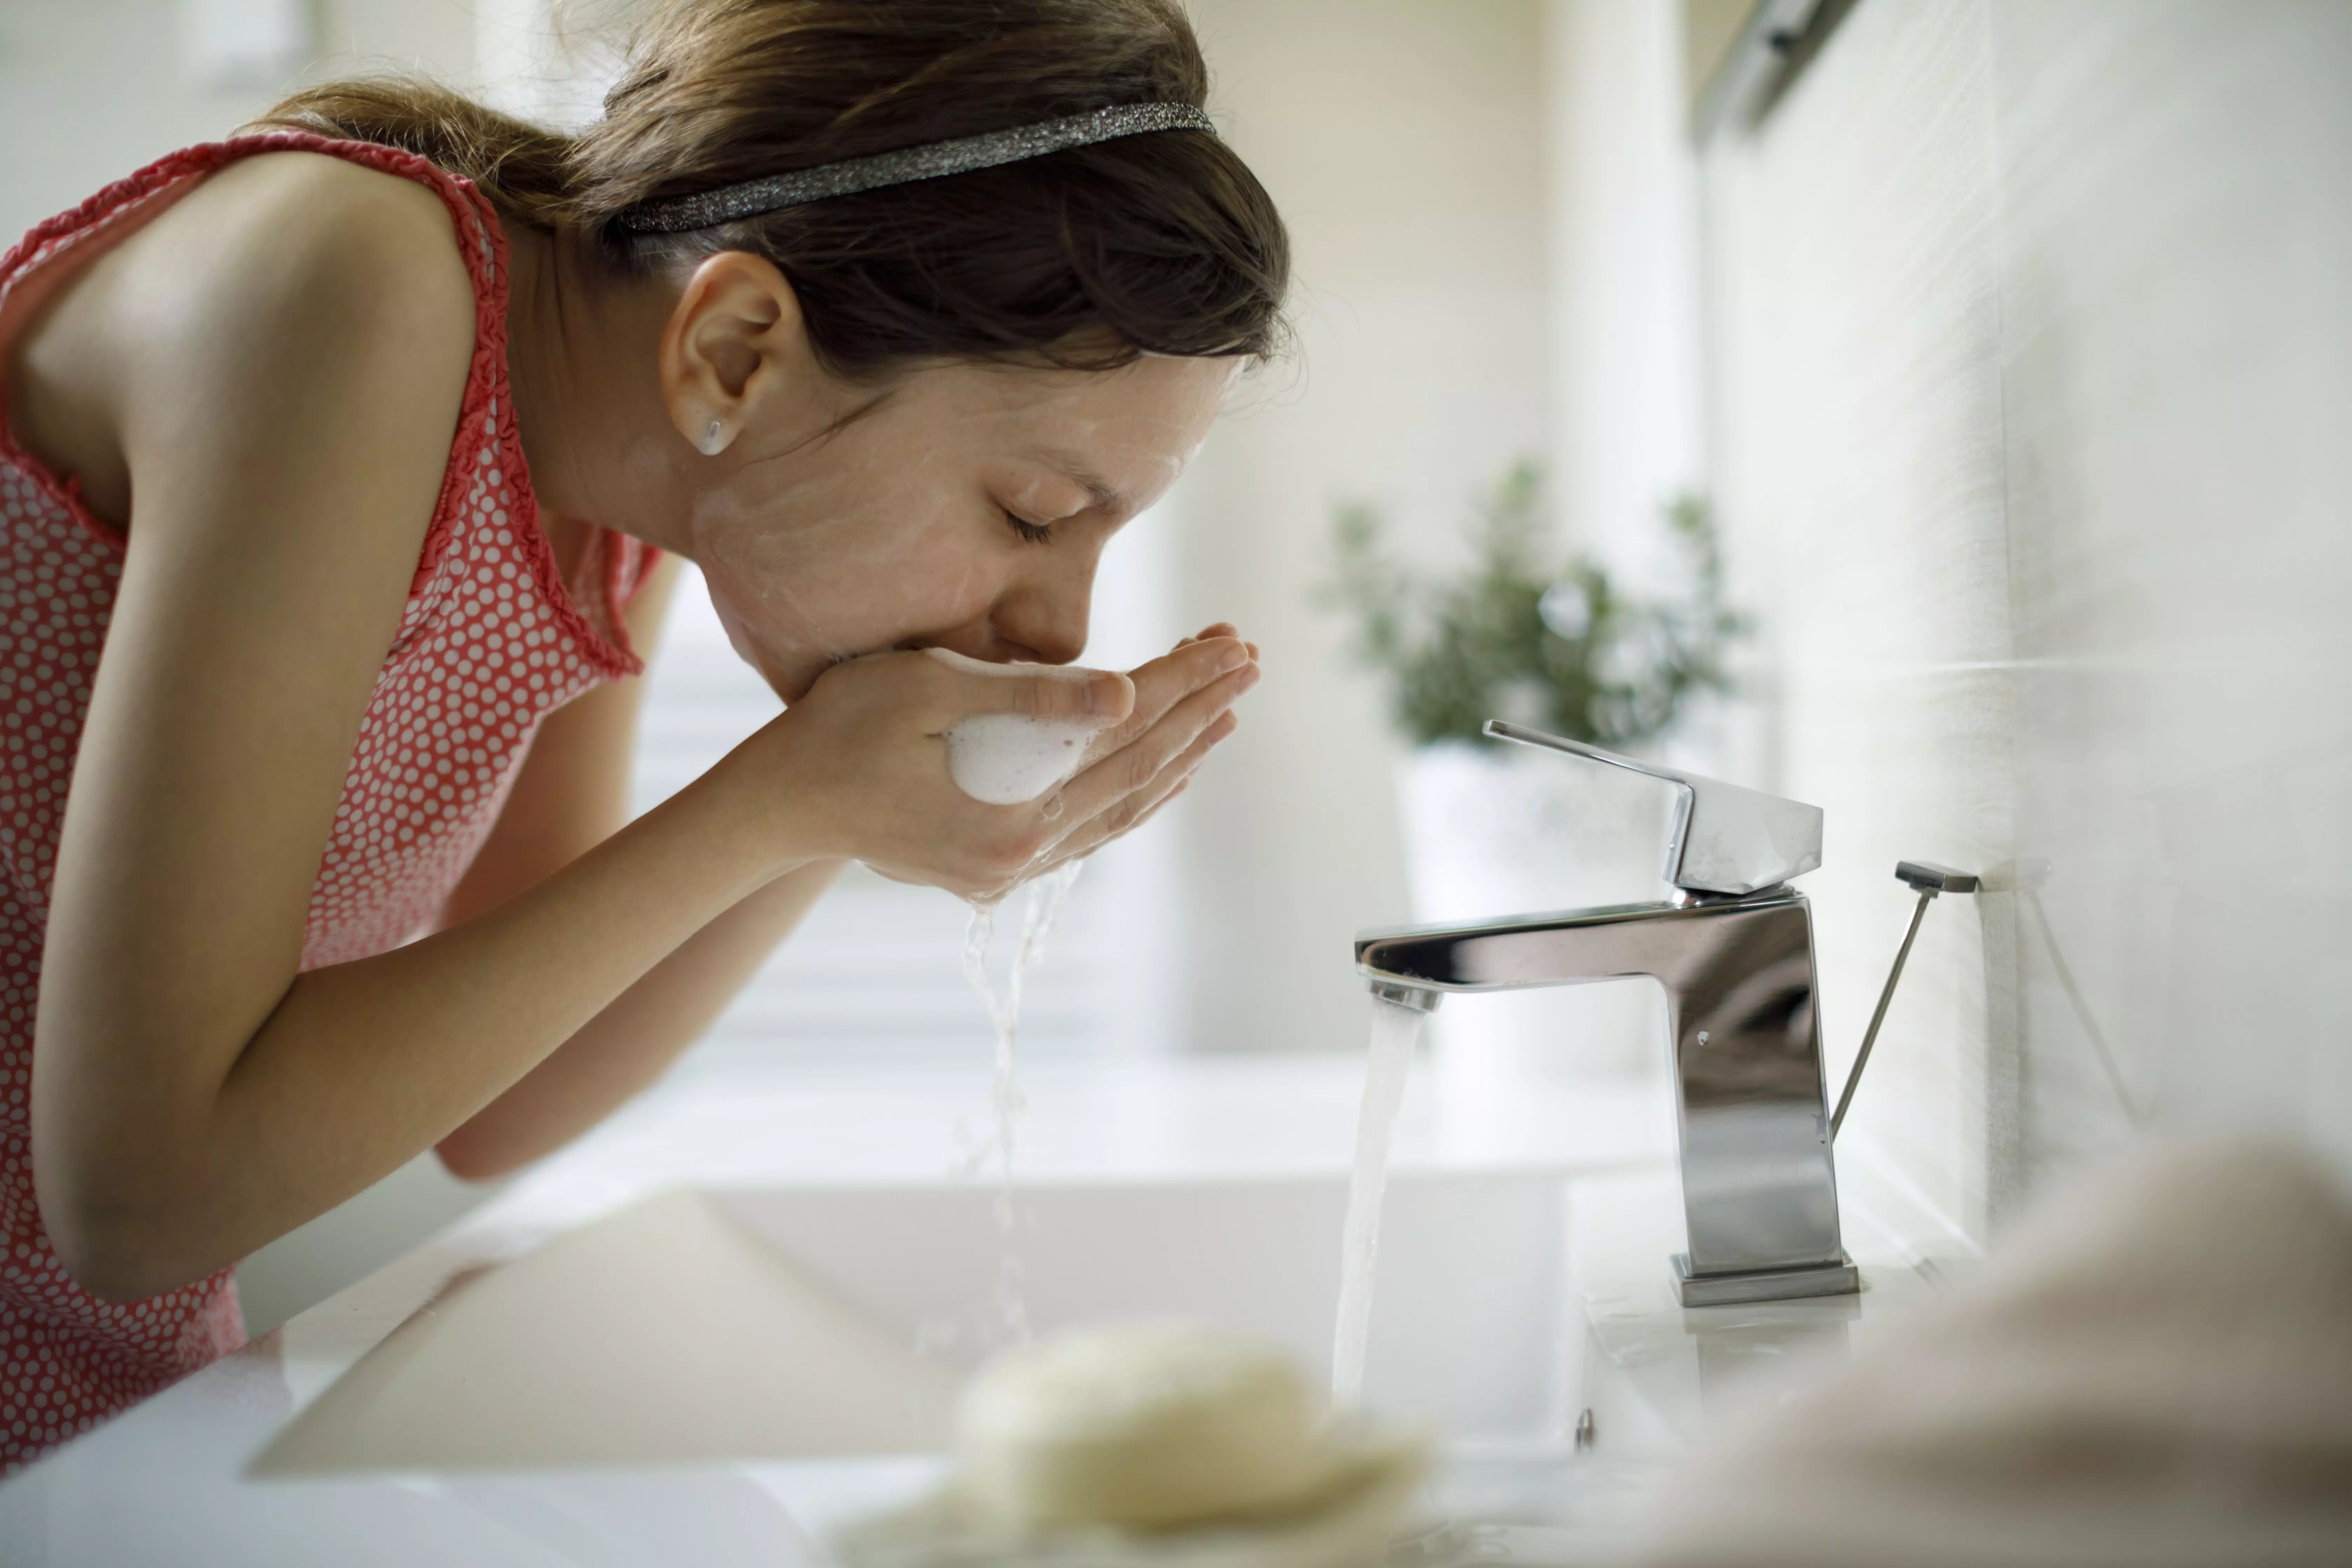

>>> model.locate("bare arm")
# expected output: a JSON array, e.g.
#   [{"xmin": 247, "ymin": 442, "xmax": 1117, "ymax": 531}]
[
  {"xmin": 438, "ymin": 870, "xmax": 845, "ymax": 1177},
  {"xmin": 432, "ymin": 557, "xmax": 847, "ymax": 1179}
]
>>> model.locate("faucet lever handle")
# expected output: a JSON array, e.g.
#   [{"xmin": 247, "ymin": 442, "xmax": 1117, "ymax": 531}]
[{"xmin": 1485, "ymin": 721, "xmax": 1825, "ymax": 896}]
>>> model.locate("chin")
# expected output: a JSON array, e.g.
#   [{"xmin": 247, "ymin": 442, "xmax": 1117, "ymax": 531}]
[
  {"xmin": 707, "ymin": 602, "xmax": 835, "ymax": 706},
  {"xmin": 774, "ymin": 646, "xmax": 893, "ymax": 706},
  {"xmin": 766, "ymin": 660, "xmax": 825, "ymax": 707}
]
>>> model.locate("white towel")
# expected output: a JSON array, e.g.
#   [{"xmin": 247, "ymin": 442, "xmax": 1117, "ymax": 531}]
[{"xmin": 1638, "ymin": 1137, "xmax": 2352, "ymax": 1568}]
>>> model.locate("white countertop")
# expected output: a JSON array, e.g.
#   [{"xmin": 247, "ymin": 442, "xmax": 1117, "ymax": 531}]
[{"xmin": 0, "ymin": 1055, "xmax": 1689, "ymax": 1567}]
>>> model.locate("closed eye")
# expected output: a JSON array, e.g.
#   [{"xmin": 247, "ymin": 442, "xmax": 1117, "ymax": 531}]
[{"xmin": 1004, "ymin": 508, "xmax": 1054, "ymax": 545}]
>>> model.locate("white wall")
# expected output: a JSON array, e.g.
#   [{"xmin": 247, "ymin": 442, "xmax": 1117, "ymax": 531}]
[
  {"xmin": 0, "ymin": 0, "xmax": 481, "ymax": 240},
  {"xmin": 1170, "ymin": 0, "xmax": 1553, "ymax": 1053},
  {"xmin": 1542, "ymin": 0, "xmax": 1706, "ymax": 593},
  {"xmin": 1988, "ymin": 1, "xmax": 2352, "ymax": 1191},
  {"xmin": 1691, "ymin": 0, "xmax": 2352, "ymax": 1239},
  {"xmin": 1700, "ymin": 0, "xmax": 2022, "ymax": 1239}
]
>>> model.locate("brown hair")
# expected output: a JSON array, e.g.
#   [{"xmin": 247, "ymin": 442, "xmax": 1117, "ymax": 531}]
[{"xmin": 255, "ymin": 0, "xmax": 1287, "ymax": 376}]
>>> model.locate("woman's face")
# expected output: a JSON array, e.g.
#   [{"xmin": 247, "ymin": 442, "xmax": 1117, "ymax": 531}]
[{"xmin": 685, "ymin": 351, "xmax": 1239, "ymax": 702}]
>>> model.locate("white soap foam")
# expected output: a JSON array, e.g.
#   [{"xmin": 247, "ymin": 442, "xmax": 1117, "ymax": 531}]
[
  {"xmin": 1330, "ymin": 997, "xmax": 1427, "ymax": 1408},
  {"xmin": 925, "ymin": 648, "xmax": 1114, "ymax": 805}
]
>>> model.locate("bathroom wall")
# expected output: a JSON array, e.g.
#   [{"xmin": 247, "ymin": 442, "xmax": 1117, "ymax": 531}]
[
  {"xmin": 0, "ymin": 0, "xmax": 479, "ymax": 240},
  {"xmin": 1542, "ymin": 0, "xmax": 1705, "ymax": 597},
  {"xmin": 1168, "ymin": 0, "xmax": 1554, "ymax": 1053},
  {"xmin": 1697, "ymin": 0, "xmax": 2022, "ymax": 1241},
  {"xmin": 1691, "ymin": 0, "xmax": 2352, "ymax": 1238}
]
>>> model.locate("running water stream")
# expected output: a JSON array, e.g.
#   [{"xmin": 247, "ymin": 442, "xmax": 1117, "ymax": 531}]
[
  {"xmin": 1330, "ymin": 995, "xmax": 1428, "ymax": 1407},
  {"xmin": 960, "ymin": 858, "xmax": 1085, "ymax": 1342}
]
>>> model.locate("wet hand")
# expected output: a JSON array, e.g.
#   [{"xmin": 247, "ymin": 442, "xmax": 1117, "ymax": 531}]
[
  {"xmin": 730, "ymin": 628, "xmax": 1255, "ymax": 901},
  {"xmin": 1026, "ymin": 624, "xmax": 1259, "ymax": 875},
  {"xmin": 733, "ymin": 648, "xmax": 1133, "ymax": 901}
]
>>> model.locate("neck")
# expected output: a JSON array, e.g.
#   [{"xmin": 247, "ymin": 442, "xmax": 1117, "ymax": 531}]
[{"xmin": 501, "ymin": 223, "xmax": 692, "ymax": 554}]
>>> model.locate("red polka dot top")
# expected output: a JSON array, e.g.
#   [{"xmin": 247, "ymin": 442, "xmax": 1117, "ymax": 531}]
[{"xmin": 0, "ymin": 133, "xmax": 659, "ymax": 1472}]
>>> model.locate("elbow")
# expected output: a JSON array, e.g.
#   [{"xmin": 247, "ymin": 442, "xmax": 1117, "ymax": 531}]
[
  {"xmin": 44, "ymin": 1199, "xmax": 202, "ymax": 1306},
  {"xmin": 35, "ymin": 1147, "xmax": 221, "ymax": 1305},
  {"xmin": 434, "ymin": 1127, "xmax": 526, "ymax": 1184}
]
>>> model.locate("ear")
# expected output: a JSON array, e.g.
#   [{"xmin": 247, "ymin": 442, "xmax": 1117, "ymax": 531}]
[{"xmin": 656, "ymin": 251, "xmax": 821, "ymax": 457}]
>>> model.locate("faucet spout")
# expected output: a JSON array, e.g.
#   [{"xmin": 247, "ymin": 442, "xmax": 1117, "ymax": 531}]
[
  {"xmin": 1357, "ymin": 888, "xmax": 1857, "ymax": 1304},
  {"xmin": 1366, "ymin": 978, "xmax": 1443, "ymax": 1014}
]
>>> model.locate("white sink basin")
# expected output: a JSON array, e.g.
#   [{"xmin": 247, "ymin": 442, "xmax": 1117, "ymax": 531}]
[
  {"xmin": 729, "ymin": 1172, "xmax": 1577, "ymax": 1435},
  {"xmin": 258, "ymin": 1170, "xmax": 1580, "ymax": 1476}
]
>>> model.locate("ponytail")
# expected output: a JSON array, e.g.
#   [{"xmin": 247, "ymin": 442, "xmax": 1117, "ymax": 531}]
[{"xmin": 253, "ymin": 78, "xmax": 579, "ymax": 234}]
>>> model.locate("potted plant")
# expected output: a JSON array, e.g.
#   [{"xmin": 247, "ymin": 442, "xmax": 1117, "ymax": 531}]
[{"xmin": 1322, "ymin": 464, "xmax": 1745, "ymax": 1084}]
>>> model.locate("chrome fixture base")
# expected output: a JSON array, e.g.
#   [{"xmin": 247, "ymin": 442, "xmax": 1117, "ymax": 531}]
[{"xmin": 1671, "ymin": 1250, "xmax": 1858, "ymax": 1308}]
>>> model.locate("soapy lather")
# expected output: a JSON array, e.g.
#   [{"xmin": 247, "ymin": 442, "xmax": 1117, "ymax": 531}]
[{"xmin": 927, "ymin": 647, "xmax": 1119, "ymax": 804}]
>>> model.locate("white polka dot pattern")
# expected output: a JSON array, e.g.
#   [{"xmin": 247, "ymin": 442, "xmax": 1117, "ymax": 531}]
[{"xmin": 0, "ymin": 133, "xmax": 653, "ymax": 1473}]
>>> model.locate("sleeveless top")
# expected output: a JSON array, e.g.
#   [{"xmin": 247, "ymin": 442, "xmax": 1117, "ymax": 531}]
[{"xmin": 0, "ymin": 133, "xmax": 659, "ymax": 1472}]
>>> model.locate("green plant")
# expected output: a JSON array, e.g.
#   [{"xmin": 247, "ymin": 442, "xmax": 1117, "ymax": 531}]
[{"xmin": 1320, "ymin": 462, "xmax": 1743, "ymax": 750}]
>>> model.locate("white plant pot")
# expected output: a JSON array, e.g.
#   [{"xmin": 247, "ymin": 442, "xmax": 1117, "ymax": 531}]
[{"xmin": 1393, "ymin": 742, "xmax": 1680, "ymax": 1133}]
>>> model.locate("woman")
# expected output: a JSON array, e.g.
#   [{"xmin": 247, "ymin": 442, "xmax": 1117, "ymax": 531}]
[{"xmin": 0, "ymin": 0, "xmax": 1283, "ymax": 1467}]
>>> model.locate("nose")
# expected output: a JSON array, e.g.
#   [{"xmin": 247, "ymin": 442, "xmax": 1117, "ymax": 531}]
[{"xmin": 991, "ymin": 546, "xmax": 1100, "ymax": 666}]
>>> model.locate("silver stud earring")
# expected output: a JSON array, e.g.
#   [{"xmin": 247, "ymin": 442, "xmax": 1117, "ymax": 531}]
[{"xmin": 698, "ymin": 417, "xmax": 727, "ymax": 456}]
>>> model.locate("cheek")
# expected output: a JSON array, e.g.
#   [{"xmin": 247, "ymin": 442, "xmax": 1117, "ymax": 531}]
[
  {"xmin": 685, "ymin": 474, "xmax": 1001, "ymax": 668},
  {"xmin": 704, "ymin": 588, "xmax": 791, "ymax": 684},
  {"xmin": 692, "ymin": 513, "xmax": 846, "ymax": 669}
]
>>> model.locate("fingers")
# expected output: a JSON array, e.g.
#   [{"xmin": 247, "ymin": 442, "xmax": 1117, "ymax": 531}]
[
  {"xmin": 1027, "ymin": 668, "xmax": 1133, "ymax": 722},
  {"xmin": 1040, "ymin": 763, "xmax": 1195, "ymax": 873},
  {"xmin": 1014, "ymin": 625, "xmax": 1257, "ymax": 876},
  {"xmin": 1058, "ymin": 658, "xmax": 1252, "ymax": 826},
  {"xmin": 1093, "ymin": 636, "xmax": 1250, "ymax": 758},
  {"xmin": 1173, "ymin": 623, "xmax": 1262, "ymax": 662},
  {"xmin": 1120, "ymin": 712, "xmax": 1228, "ymax": 828},
  {"xmin": 912, "ymin": 648, "xmax": 1133, "ymax": 725},
  {"xmin": 1120, "ymin": 775, "xmax": 1191, "ymax": 837},
  {"xmin": 1047, "ymin": 715, "xmax": 1228, "ymax": 862}
]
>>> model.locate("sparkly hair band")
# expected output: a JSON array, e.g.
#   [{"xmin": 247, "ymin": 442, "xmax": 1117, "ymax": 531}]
[{"xmin": 617, "ymin": 102, "xmax": 1218, "ymax": 234}]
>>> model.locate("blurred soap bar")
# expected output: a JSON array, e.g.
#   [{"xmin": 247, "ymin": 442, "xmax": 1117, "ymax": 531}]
[
  {"xmin": 927, "ymin": 648, "xmax": 1114, "ymax": 805},
  {"xmin": 955, "ymin": 1321, "xmax": 1332, "ymax": 1530}
]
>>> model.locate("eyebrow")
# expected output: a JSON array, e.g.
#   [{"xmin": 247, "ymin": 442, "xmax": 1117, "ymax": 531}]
[{"xmin": 1027, "ymin": 448, "xmax": 1129, "ymax": 515}]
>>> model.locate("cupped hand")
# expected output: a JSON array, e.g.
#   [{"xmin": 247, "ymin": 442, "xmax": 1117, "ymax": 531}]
[
  {"xmin": 1023, "ymin": 623, "xmax": 1260, "ymax": 878},
  {"xmin": 733, "ymin": 628, "xmax": 1256, "ymax": 902}
]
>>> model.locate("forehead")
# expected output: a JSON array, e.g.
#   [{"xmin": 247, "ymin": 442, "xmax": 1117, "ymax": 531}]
[{"xmin": 895, "ymin": 355, "xmax": 1240, "ymax": 448}]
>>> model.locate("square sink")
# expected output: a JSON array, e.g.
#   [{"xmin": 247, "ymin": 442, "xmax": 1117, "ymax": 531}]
[
  {"xmin": 727, "ymin": 1171, "xmax": 1578, "ymax": 1437},
  {"xmin": 257, "ymin": 1169, "xmax": 1580, "ymax": 1476}
]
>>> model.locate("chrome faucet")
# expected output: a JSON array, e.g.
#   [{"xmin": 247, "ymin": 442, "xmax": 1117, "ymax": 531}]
[{"xmin": 1358, "ymin": 723, "xmax": 1859, "ymax": 1307}]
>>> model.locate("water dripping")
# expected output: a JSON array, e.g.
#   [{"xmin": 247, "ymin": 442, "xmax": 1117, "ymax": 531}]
[{"xmin": 960, "ymin": 858, "xmax": 1086, "ymax": 1343}]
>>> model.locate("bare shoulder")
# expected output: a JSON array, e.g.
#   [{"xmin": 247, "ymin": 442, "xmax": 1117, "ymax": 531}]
[
  {"xmin": 10, "ymin": 150, "xmax": 481, "ymax": 528},
  {"xmin": 119, "ymin": 150, "xmax": 478, "ymax": 447},
  {"xmin": 161, "ymin": 150, "xmax": 472, "ymax": 320}
]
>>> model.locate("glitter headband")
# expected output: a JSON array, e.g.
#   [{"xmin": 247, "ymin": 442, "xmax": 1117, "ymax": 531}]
[{"xmin": 617, "ymin": 102, "xmax": 1217, "ymax": 234}]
